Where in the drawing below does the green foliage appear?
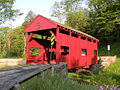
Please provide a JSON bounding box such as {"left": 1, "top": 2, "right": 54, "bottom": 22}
{"left": 7, "top": 27, "right": 24, "bottom": 57}
{"left": 68, "top": 72, "right": 92, "bottom": 83}
{"left": 0, "top": 27, "right": 11, "bottom": 57}
{"left": 65, "top": 9, "right": 90, "bottom": 32}
{"left": 88, "top": 0, "right": 120, "bottom": 43}
{"left": 51, "top": 0, "right": 120, "bottom": 46}
{"left": 99, "top": 42, "right": 120, "bottom": 57}
{"left": 21, "top": 76, "right": 38, "bottom": 90}
{"left": 68, "top": 58, "right": 120, "bottom": 88}
{"left": 22, "top": 10, "right": 36, "bottom": 29}
{"left": 21, "top": 70, "right": 97, "bottom": 90}
{"left": 61, "top": 0, "right": 83, "bottom": 13}
{"left": 0, "top": 26, "right": 24, "bottom": 58}
{"left": 91, "top": 71, "right": 118, "bottom": 86}
{"left": 0, "top": 10, "right": 37, "bottom": 58}
{"left": 91, "top": 58, "right": 120, "bottom": 87}
{"left": 0, "top": 63, "right": 30, "bottom": 70}
{"left": 51, "top": 1, "right": 63, "bottom": 23}
{"left": 0, "top": 0, "right": 22, "bottom": 24}
{"left": 30, "top": 47, "right": 39, "bottom": 55}
{"left": 51, "top": 0, "right": 90, "bottom": 31}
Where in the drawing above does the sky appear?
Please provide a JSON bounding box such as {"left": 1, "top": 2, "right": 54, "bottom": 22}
{"left": 3, "top": 0, "right": 87, "bottom": 28}
{"left": 3, "top": 0, "right": 62, "bottom": 28}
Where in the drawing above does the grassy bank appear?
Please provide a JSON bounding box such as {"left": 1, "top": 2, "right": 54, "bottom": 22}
{"left": 69, "top": 58, "right": 120, "bottom": 89}
{"left": 21, "top": 70, "right": 97, "bottom": 90}
{"left": 91, "top": 58, "right": 120, "bottom": 87}
{"left": 0, "top": 64, "right": 31, "bottom": 70}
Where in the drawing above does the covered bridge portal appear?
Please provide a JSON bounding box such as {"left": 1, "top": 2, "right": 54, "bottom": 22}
{"left": 24, "top": 15, "right": 99, "bottom": 69}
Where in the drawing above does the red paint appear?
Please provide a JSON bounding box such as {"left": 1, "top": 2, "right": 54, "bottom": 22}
{"left": 24, "top": 15, "right": 57, "bottom": 33}
{"left": 24, "top": 15, "right": 99, "bottom": 69}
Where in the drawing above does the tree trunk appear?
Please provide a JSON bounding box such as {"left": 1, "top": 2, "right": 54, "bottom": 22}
{"left": 23, "top": 33, "right": 27, "bottom": 55}
{"left": 7, "top": 37, "right": 11, "bottom": 55}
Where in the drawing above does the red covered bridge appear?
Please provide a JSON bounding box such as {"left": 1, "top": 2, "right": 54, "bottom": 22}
{"left": 23, "top": 15, "right": 99, "bottom": 69}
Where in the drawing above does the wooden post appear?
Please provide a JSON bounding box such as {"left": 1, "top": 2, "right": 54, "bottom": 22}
{"left": 37, "top": 73, "right": 41, "bottom": 79}
{"left": 41, "top": 71, "right": 44, "bottom": 80}
{"left": 11, "top": 83, "right": 20, "bottom": 90}
{"left": 37, "top": 71, "right": 44, "bottom": 80}
{"left": 50, "top": 45, "right": 53, "bottom": 62}
{"left": 65, "top": 63, "right": 68, "bottom": 77}
{"left": 52, "top": 66, "right": 55, "bottom": 76}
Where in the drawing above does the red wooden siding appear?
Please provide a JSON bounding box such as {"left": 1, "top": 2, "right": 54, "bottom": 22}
{"left": 24, "top": 15, "right": 99, "bottom": 69}
{"left": 24, "top": 15, "right": 57, "bottom": 33}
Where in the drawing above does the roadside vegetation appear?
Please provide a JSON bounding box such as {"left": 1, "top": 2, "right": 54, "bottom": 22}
{"left": 69, "top": 58, "right": 120, "bottom": 89}
{"left": 0, "top": 63, "right": 31, "bottom": 70}
{"left": 91, "top": 58, "right": 120, "bottom": 87}
{"left": 0, "top": 0, "right": 120, "bottom": 90}
{"left": 21, "top": 70, "right": 97, "bottom": 90}
{"left": 21, "top": 57, "right": 120, "bottom": 90}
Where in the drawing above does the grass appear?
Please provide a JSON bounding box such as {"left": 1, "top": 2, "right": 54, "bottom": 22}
{"left": 1, "top": 59, "right": 120, "bottom": 89}
{"left": 0, "top": 64, "right": 31, "bottom": 70}
{"left": 20, "top": 70, "right": 98, "bottom": 90}
{"left": 1, "top": 58, "right": 120, "bottom": 89}
{"left": 21, "top": 76, "right": 37, "bottom": 90}
{"left": 91, "top": 58, "right": 120, "bottom": 87}
{"left": 1, "top": 41, "right": 119, "bottom": 89}
{"left": 68, "top": 73, "right": 92, "bottom": 83}
{"left": 69, "top": 58, "right": 120, "bottom": 88}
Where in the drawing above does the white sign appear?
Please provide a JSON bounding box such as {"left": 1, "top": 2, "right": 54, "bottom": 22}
{"left": 107, "top": 45, "right": 110, "bottom": 51}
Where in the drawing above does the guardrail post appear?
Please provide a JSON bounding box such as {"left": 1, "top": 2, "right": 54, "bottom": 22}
{"left": 41, "top": 71, "right": 44, "bottom": 80}
{"left": 52, "top": 66, "right": 55, "bottom": 76}
{"left": 37, "top": 71, "right": 44, "bottom": 80}
{"left": 55, "top": 62, "right": 68, "bottom": 77}
{"left": 65, "top": 63, "right": 68, "bottom": 76}
{"left": 37, "top": 72, "right": 41, "bottom": 79}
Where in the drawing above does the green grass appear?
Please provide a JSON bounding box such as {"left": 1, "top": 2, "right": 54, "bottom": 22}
{"left": 69, "top": 58, "right": 120, "bottom": 88}
{"left": 0, "top": 64, "right": 31, "bottom": 70}
{"left": 21, "top": 76, "right": 37, "bottom": 90}
{"left": 20, "top": 70, "right": 97, "bottom": 90}
{"left": 91, "top": 58, "right": 120, "bottom": 87}
{"left": 68, "top": 73, "right": 92, "bottom": 83}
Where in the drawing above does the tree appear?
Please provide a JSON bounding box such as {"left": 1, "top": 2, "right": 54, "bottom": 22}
{"left": 0, "top": 0, "right": 22, "bottom": 25}
{"left": 22, "top": 10, "right": 36, "bottom": 29}
{"left": 22, "top": 10, "right": 36, "bottom": 55}
{"left": 51, "top": 0, "right": 89, "bottom": 31}
{"left": 88, "top": 0, "right": 120, "bottom": 44}
{"left": 51, "top": 1, "right": 63, "bottom": 23}
{"left": 9, "top": 27, "right": 24, "bottom": 57}
{"left": 0, "top": 27, "right": 11, "bottom": 57}
{"left": 51, "top": 0, "right": 83, "bottom": 21}
{"left": 61, "top": 0, "right": 83, "bottom": 13}
{"left": 65, "top": 9, "right": 90, "bottom": 32}
{"left": 0, "top": 26, "right": 24, "bottom": 58}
